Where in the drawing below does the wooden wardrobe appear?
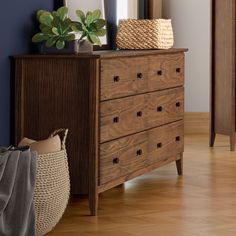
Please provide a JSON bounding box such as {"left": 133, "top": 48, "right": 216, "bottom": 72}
{"left": 211, "top": 0, "right": 236, "bottom": 150}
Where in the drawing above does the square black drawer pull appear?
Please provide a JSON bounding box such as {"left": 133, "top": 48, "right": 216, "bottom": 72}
{"left": 157, "top": 106, "right": 163, "bottom": 112}
{"left": 137, "top": 73, "right": 143, "bottom": 79}
{"left": 176, "top": 136, "right": 181, "bottom": 142}
{"left": 113, "top": 117, "right": 119, "bottom": 123}
{"left": 157, "top": 70, "right": 163, "bottom": 76}
{"left": 113, "top": 76, "right": 120, "bottom": 82}
{"left": 176, "top": 68, "right": 181, "bottom": 73}
{"left": 176, "top": 102, "right": 181, "bottom": 107}
{"left": 113, "top": 158, "right": 120, "bottom": 164}
{"left": 136, "top": 149, "right": 143, "bottom": 156}
{"left": 137, "top": 111, "right": 143, "bottom": 117}
{"left": 157, "top": 143, "right": 162, "bottom": 148}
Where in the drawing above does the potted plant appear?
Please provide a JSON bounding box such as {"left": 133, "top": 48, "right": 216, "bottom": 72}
{"left": 72, "top": 9, "right": 106, "bottom": 52}
{"left": 32, "top": 7, "right": 106, "bottom": 54}
{"left": 32, "top": 6, "right": 77, "bottom": 54}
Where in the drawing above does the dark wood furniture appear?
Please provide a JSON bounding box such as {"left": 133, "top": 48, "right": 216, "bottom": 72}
{"left": 211, "top": 0, "right": 236, "bottom": 151}
{"left": 14, "top": 49, "right": 187, "bottom": 215}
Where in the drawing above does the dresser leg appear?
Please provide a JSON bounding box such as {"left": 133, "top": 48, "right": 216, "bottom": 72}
{"left": 230, "top": 134, "right": 235, "bottom": 151}
{"left": 89, "top": 193, "right": 98, "bottom": 216}
{"left": 176, "top": 155, "right": 183, "bottom": 176}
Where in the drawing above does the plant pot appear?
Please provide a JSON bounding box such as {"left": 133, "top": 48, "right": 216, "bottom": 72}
{"left": 40, "top": 40, "right": 78, "bottom": 54}
{"left": 78, "top": 40, "right": 93, "bottom": 53}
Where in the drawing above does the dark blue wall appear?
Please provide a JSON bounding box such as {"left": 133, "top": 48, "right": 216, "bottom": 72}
{"left": 0, "top": 0, "right": 117, "bottom": 146}
{"left": 0, "top": 1, "right": 56, "bottom": 146}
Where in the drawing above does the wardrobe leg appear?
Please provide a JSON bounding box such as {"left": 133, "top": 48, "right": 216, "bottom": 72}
{"left": 210, "top": 132, "right": 216, "bottom": 147}
{"left": 230, "top": 133, "right": 235, "bottom": 151}
{"left": 89, "top": 192, "right": 98, "bottom": 216}
{"left": 176, "top": 155, "right": 183, "bottom": 176}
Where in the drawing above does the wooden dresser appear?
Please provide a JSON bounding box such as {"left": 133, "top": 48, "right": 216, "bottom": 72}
{"left": 14, "top": 49, "right": 187, "bottom": 215}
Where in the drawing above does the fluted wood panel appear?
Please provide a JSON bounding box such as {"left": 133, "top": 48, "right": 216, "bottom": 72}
{"left": 15, "top": 57, "right": 99, "bottom": 195}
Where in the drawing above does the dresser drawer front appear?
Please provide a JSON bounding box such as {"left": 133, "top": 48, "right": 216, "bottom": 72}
{"left": 100, "top": 131, "right": 148, "bottom": 185}
{"left": 99, "top": 121, "right": 184, "bottom": 185}
{"left": 100, "top": 57, "right": 148, "bottom": 101}
{"left": 100, "top": 87, "right": 184, "bottom": 143}
{"left": 147, "top": 121, "right": 184, "bottom": 165}
{"left": 148, "top": 53, "right": 185, "bottom": 91}
{"left": 100, "top": 53, "right": 184, "bottom": 101}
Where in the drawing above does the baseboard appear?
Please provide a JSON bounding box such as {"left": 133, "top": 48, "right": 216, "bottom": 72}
{"left": 184, "top": 112, "right": 209, "bottom": 134}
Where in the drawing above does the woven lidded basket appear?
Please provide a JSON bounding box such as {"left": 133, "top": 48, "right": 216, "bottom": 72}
{"left": 116, "top": 19, "right": 174, "bottom": 50}
{"left": 34, "top": 129, "right": 70, "bottom": 236}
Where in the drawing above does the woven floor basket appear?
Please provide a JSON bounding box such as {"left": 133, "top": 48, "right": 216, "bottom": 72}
{"left": 116, "top": 19, "right": 174, "bottom": 50}
{"left": 33, "top": 129, "right": 70, "bottom": 236}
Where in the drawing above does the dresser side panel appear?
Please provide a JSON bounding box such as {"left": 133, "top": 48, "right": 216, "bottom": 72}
{"left": 15, "top": 57, "right": 99, "bottom": 195}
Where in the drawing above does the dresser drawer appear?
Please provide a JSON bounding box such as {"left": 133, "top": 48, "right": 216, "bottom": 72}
{"left": 148, "top": 53, "right": 184, "bottom": 92}
{"left": 100, "top": 57, "right": 148, "bottom": 101}
{"left": 100, "top": 87, "right": 184, "bottom": 143}
{"left": 147, "top": 121, "right": 184, "bottom": 166}
{"left": 100, "top": 131, "right": 148, "bottom": 185}
{"left": 100, "top": 53, "right": 184, "bottom": 101}
{"left": 99, "top": 121, "right": 184, "bottom": 185}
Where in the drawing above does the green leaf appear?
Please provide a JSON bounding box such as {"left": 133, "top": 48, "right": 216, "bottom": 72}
{"left": 89, "top": 23, "right": 97, "bottom": 32}
{"left": 71, "top": 22, "right": 83, "bottom": 32}
{"left": 71, "top": 25, "right": 79, "bottom": 33}
{"left": 45, "top": 37, "right": 56, "bottom": 47}
{"left": 76, "top": 10, "right": 86, "bottom": 23}
{"left": 88, "top": 33, "right": 101, "bottom": 46}
{"left": 91, "top": 9, "right": 101, "bottom": 21}
{"left": 82, "top": 24, "right": 88, "bottom": 32}
{"left": 94, "top": 29, "right": 106, "bottom": 37}
{"left": 39, "top": 12, "right": 53, "bottom": 27}
{"left": 51, "top": 16, "right": 60, "bottom": 28}
{"left": 63, "top": 18, "right": 72, "bottom": 26}
{"left": 94, "top": 19, "right": 106, "bottom": 29}
{"left": 86, "top": 11, "right": 94, "bottom": 25}
{"left": 64, "top": 34, "right": 75, "bottom": 42}
{"left": 57, "top": 6, "right": 68, "bottom": 21}
{"left": 86, "top": 11, "right": 92, "bottom": 18}
{"left": 56, "top": 40, "right": 65, "bottom": 49}
{"left": 52, "top": 27, "right": 59, "bottom": 35}
{"left": 37, "top": 10, "right": 48, "bottom": 21}
{"left": 32, "top": 33, "right": 48, "bottom": 43}
{"left": 61, "top": 18, "right": 73, "bottom": 34}
{"left": 39, "top": 24, "right": 52, "bottom": 35}
{"left": 52, "top": 11, "right": 59, "bottom": 18}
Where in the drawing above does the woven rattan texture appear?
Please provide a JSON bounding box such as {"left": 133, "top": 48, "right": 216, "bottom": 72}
{"left": 33, "top": 129, "right": 70, "bottom": 236}
{"left": 116, "top": 19, "right": 174, "bottom": 50}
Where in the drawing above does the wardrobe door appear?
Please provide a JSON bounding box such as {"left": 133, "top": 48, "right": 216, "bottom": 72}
{"left": 211, "top": 0, "right": 236, "bottom": 150}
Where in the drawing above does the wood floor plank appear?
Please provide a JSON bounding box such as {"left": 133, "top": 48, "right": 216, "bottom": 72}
{"left": 48, "top": 134, "right": 236, "bottom": 236}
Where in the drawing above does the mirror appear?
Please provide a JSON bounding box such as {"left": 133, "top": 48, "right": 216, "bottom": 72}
{"left": 116, "top": 0, "right": 139, "bottom": 23}
{"left": 116, "top": 0, "right": 150, "bottom": 23}
{"left": 64, "top": 0, "right": 148, "bottom": 49}
{"left": 64, "top": 0, "right": 107, "bottom": 45}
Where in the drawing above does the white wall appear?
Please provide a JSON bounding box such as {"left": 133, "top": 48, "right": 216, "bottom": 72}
{"left": 163, "top": 0, "right": 211, "bottom": 112}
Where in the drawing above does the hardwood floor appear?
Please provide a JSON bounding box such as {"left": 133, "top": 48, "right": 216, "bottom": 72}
{"left": 48, "top": 134, "right": 236, "bottom": 236}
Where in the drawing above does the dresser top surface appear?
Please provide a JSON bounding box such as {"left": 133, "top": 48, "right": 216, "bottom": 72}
{"left": 14, "top": 48, "right": 188, "bottom": 59}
